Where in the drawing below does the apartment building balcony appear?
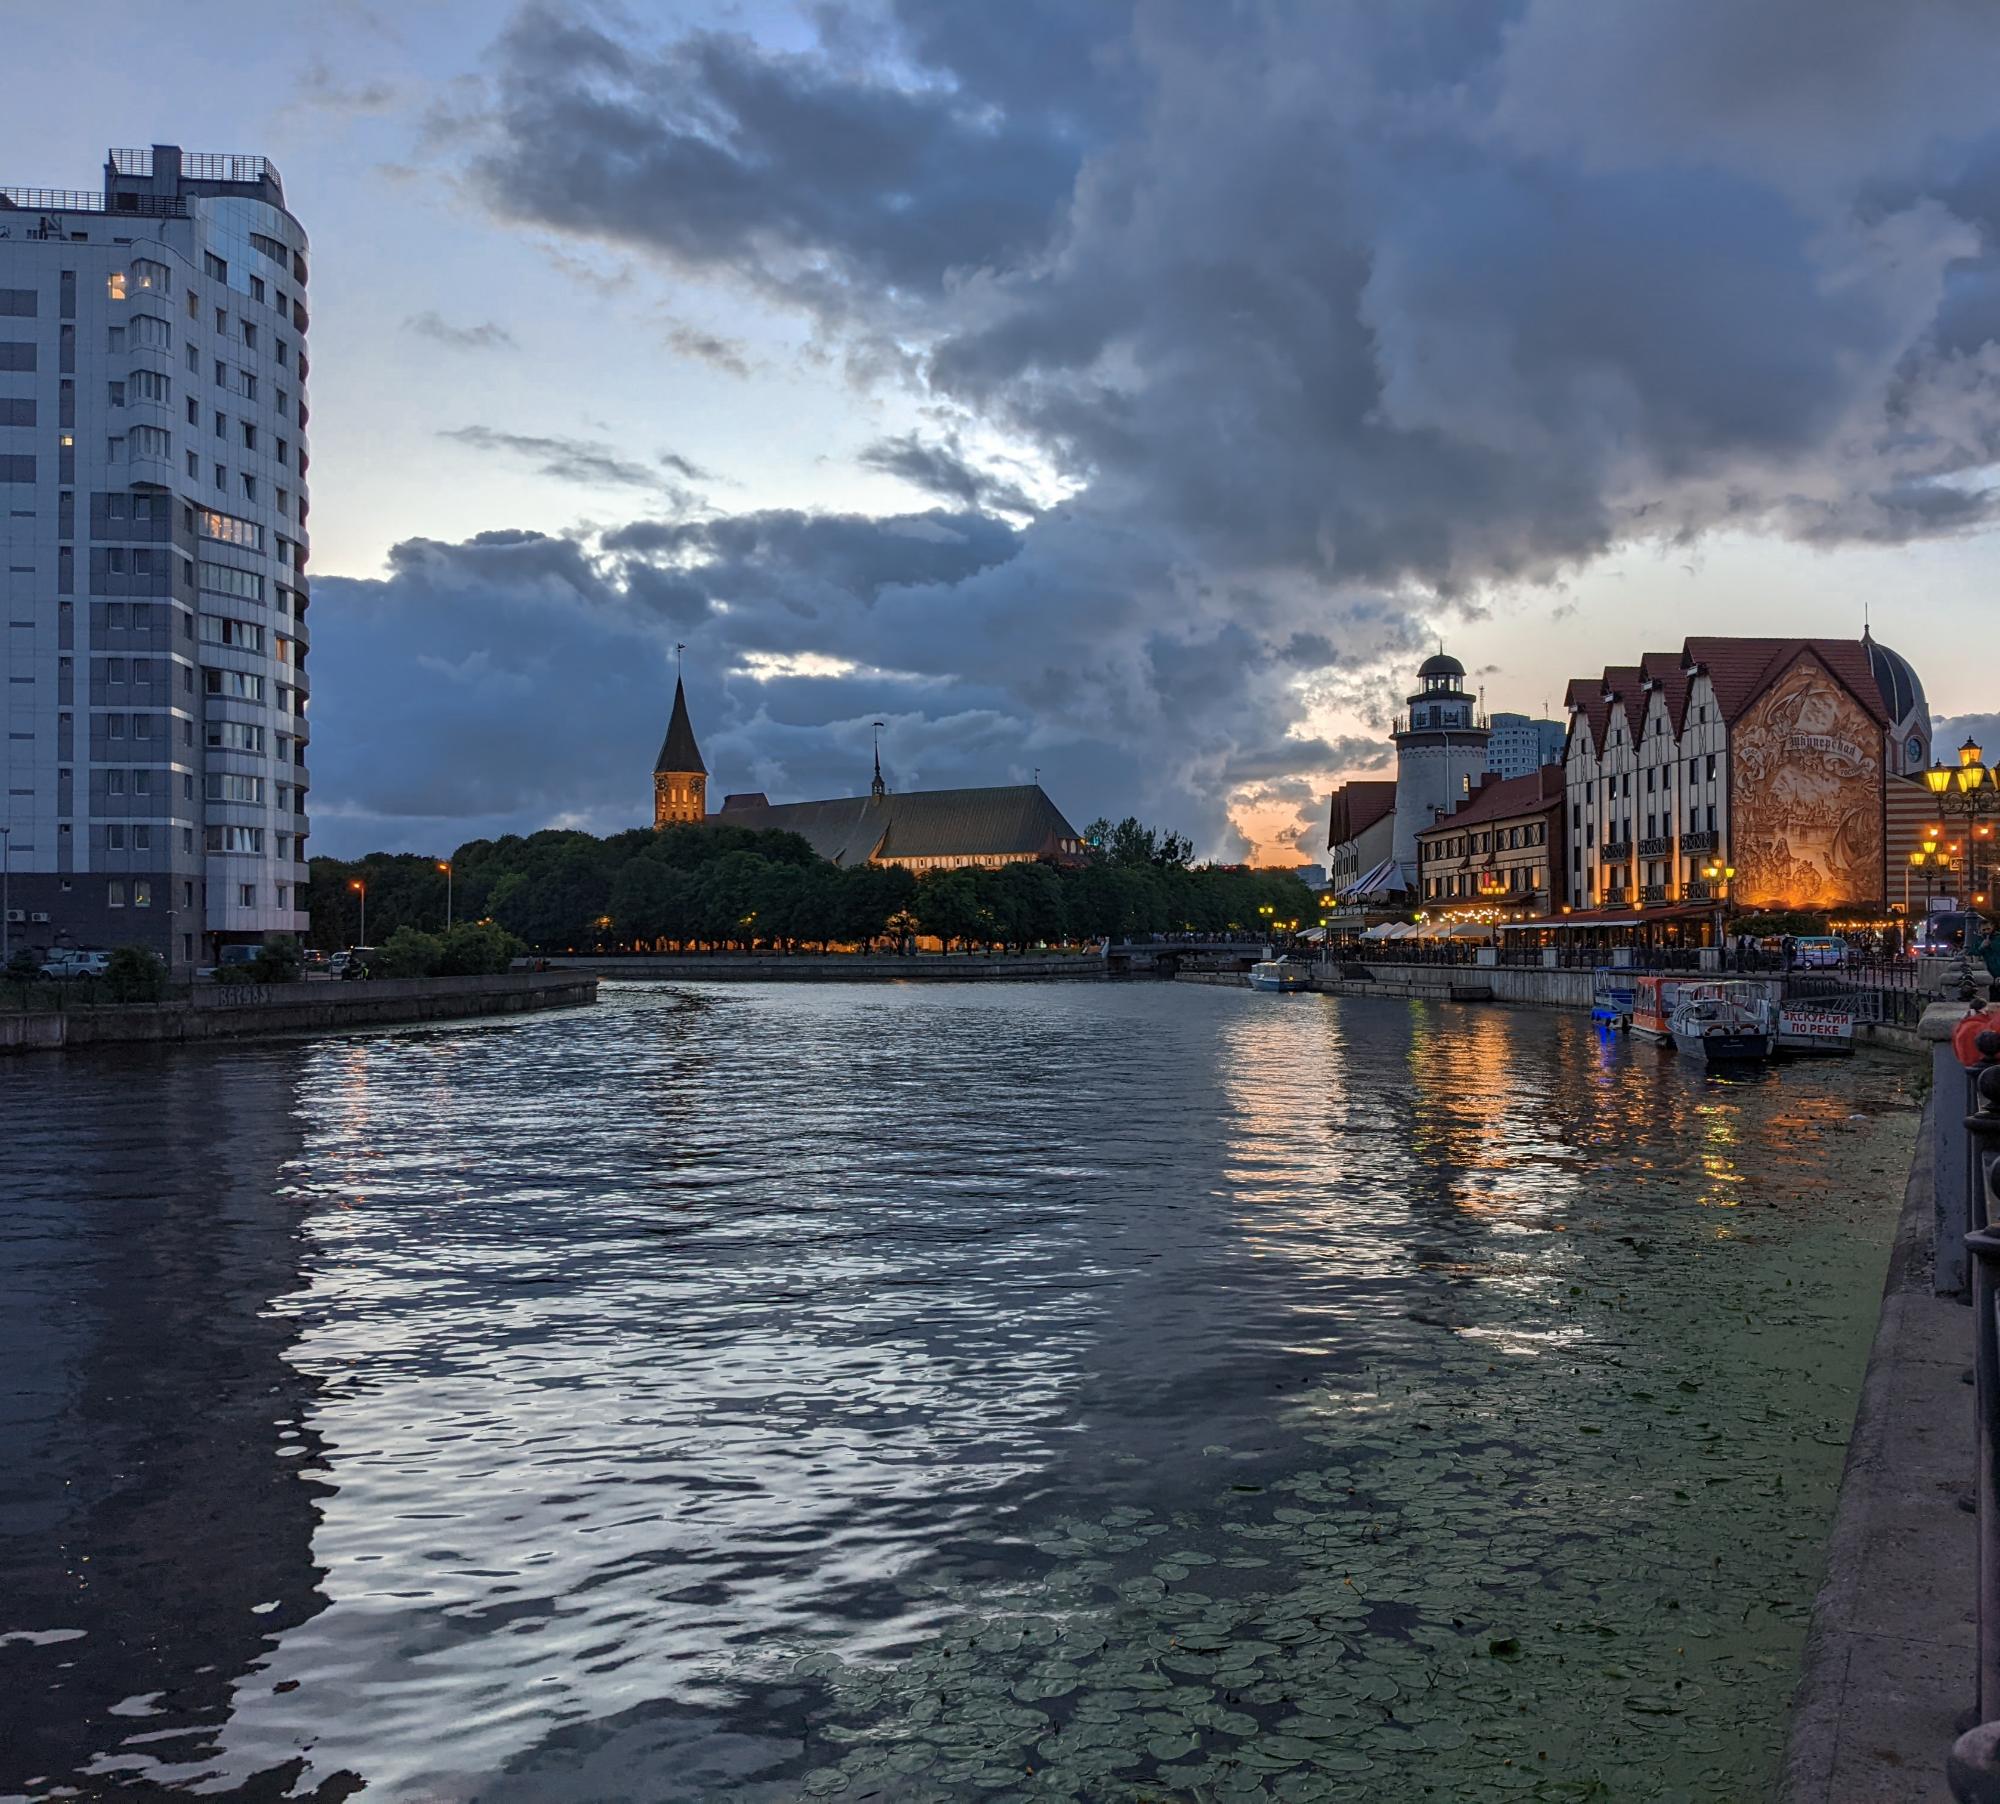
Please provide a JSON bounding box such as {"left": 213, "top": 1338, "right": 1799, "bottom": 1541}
{"left": 1640, "top": 883, "right": 1673, "bottom": 904}
{"left": 1682, "top": 829, "right": 1719, "bottom": 854}
{"left": 1684, "top": 879, "right": 1715, "bottom": 902}
{"left": 1637, "top": 835, "right": 1672, "bottom": 858}
{"left": 1602, "top": 838, "right": 1633, "bottom": 859}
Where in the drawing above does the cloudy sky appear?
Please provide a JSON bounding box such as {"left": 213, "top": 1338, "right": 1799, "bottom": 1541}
{"left": 12, "top": 0, "right": 2000, "bottom": 861}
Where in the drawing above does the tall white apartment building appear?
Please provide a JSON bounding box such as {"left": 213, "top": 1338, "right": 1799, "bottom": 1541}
{"left": 0, "top": 146, "right": 311, "bottom": 971}
{"left": 1485, "top": 712, "right": 1565, "bottom": 780}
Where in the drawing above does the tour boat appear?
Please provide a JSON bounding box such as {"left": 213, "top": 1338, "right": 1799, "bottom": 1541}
{"left": 1667, "top": 987, "right": 1774, "bottom": 1064}
{"left": 1248, "top": 958, "right": 1312, "bottom": 993}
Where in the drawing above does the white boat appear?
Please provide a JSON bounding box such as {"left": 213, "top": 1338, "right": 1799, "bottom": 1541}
{"left": 1248, "top": 958, "right": 1312, "bottom": 993}
{"left": 1668, "top": 986, "right": 1774, "bottom": 1064}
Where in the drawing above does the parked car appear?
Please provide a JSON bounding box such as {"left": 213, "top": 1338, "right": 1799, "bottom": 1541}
{"left": 330, "top": 946, "right": 377, "bottom": 980}
{"left": 38, "top": 950, "right": 111, "bottom": 980}
{"left": 301, "top": 948, "right": 332, "bottom": 980}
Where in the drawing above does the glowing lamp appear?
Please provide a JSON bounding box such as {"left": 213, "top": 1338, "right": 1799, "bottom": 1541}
{"left": 1927, "top": 764, "right": 1955, "bottom": 795}
{"left": 1910, "top": 851, "right": 1926, "bottom": 868}
{"left": 1961, "top": 761, "right": 1990, "bottom": 795}
{"left": 1923, "top": 838, "right": 1940, "bottom": 857}
{"left": 1962, "top": 736, "right": 1986, "bottom": 768}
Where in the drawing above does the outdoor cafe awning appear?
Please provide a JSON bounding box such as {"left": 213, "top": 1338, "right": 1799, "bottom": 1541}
{"left": 1341, "top": 857, "right": 1403, "bottom": 900}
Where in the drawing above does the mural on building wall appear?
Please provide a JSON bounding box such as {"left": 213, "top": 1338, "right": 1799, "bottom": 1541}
{"left": 1730, "top": 656, "right": 1883, "bottom": 908}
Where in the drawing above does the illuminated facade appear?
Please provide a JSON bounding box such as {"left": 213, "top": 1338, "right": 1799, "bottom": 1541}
{"left": 1561, "top": 637, "right": 1907, "bottom": 916}
{"left": 0, "top": 146, "right": 313, "bottom": 970}
{"left": 652, "top": 675, "right": 706, "bottom": 827}
{"left": 1416, "top": 765, "right": 1565, "bottom": 915}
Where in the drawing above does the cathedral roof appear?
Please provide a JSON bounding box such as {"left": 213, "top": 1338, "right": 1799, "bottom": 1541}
{"left": 654, "top": 677, "right": 706, "bottom": 775}
{"left": 715, "top": 784, "right": 1081, "bottom": 866}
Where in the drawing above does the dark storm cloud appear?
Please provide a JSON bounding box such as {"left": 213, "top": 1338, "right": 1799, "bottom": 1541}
{"left": 858, "top": 433, "right": 1039, "bottom": 518}
{"left": 406, "top": 311, "right": 518, "bottom": 351}
{"left": 370, "top": 0, "right": 2000, "bottom": 857}
{"left": 466, "top": 2, "right": 1084, "bottom": 315}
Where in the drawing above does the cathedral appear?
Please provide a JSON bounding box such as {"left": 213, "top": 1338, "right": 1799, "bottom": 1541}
{"left": 652, "top": 677, "right": 707, "bottom": 828}
{"left": 650, "top": 679, "right": 1085, "bottom": 870}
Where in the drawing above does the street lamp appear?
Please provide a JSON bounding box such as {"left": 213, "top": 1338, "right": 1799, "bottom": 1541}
{"left": 0, "top": 824, "right": 10, "bottom": 966}
{"left": 438, "top": 860, "right": 453, "bottom": 931}
{"left": 1927, "top": 744, "right": 1998, "bottom": 911}
{"left": 1701, "top": 859, "right": 1735, "bottom": 953}
{"left": 349, "top": 877, "right": 366, "bottom": 947}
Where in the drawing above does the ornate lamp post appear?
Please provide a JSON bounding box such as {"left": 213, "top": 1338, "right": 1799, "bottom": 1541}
{"left": 1927, "top": 739, "right": 1999, "bottom": 912}
{"left": 1701, "top": 859, "right": 1735, "bottom": 956}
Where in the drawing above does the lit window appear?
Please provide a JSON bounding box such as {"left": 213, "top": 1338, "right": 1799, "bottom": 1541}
{"left": 107, "top": 272, "right": 127, "bottom": 300}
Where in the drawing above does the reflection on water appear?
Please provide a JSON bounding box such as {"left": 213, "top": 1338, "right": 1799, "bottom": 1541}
{"left": 0, "top": 984, "right": 1916, "bottom": 1800}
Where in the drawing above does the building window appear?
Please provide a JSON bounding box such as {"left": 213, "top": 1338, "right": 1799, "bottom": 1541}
{"left": 134, "top": 880, "right": 152, "bottom": 907}
{"left": 108, "top": 881, "right": 126, "bottom": 907}
{"left": 239, "top": 883, "right": 256, "bottom": 908}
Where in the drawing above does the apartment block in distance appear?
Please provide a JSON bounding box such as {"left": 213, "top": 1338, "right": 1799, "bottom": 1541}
{"left": 0, "top": 146, "right": 312, "bottom": 970}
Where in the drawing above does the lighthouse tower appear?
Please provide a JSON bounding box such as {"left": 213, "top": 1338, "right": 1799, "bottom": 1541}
{"left": 1390, "top": 651, "right": 1490, "bottom": 887}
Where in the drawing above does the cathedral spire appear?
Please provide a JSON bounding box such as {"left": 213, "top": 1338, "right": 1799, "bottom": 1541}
{"left": 871, "top": 720, "right": 887, "bottom": 799}
{"left": 653, "top": 661, "right": 707, "bottom": 827}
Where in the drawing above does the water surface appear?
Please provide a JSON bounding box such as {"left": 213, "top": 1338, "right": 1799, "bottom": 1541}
{"left": 0, "top": 983, "right": 1917, "bottom": 1800}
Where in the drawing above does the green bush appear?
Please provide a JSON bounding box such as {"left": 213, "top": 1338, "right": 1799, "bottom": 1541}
{"left": 437, "top": 921, "right": 525, "bottom": 975}
{"left": 5, "top": 947, "right": 39, "bottom": 981}
{"left": 103, "top": 945, "right": 168, "bottom": 1002}
{"left": 371, "top": 926, "right": 444, "bottom": 979}
{"left": 246, "top": 937, "right": 302, "bottom": 984}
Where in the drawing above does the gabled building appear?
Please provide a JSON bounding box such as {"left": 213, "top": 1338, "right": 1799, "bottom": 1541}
{"left": 1327, "top": 778, "right": 1399, "bottom": 903}
{"left": 1416, "top": 764, "right": 1565, "bottom": 918}
{"left": 1560, "top": 635, "right": 1913, "bottom": 917}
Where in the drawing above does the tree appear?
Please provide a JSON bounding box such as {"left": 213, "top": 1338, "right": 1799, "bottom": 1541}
{"left": 372, "top": 927, "right": 444, "bottom": 979}
{"left": 103, "top": 945, "right": 167, "bottom": 1002}
{"left": 915, "top": 869, "right": 988, "bottom": 950}
{"left": 247, "top": 936, "right": 301, "bottom": 984}
{"left": 437, "top": 922, "right": 524, "bottom": 974}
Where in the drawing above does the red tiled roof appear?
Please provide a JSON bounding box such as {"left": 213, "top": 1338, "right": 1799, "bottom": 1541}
{"left": 1328, "top": 779, "right": 1397, "bottom": 846}
{"left": 1563, "top": 676, "right": 1606, "bottom": 757}
{"left": 1419, "top": 763, "right": 1563, "bottom": 835}
{"left": 1681, "top": 637, "right": 1891, "bottom": 728}
{"left": 1599, "top": 665, "right": 1646, "bottom": 743}
{"left": 1638, "top": 649, "right": 1692, "bottom": 734}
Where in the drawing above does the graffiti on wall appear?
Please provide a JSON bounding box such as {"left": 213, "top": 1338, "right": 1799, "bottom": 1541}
{"left": 1731, "top": 656, "right": 1883, "bottom": 908}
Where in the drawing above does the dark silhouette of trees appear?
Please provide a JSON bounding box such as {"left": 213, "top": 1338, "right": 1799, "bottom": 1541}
{"left": 309, "top": 821, "right": 1314, "bottom": 954}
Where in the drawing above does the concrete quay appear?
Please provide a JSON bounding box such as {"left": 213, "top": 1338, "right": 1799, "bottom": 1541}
{"left": 0, "top": 969, "right": 597, "bottom": 1054}
{"left": 1780, "top": 1095, "right": 1969, "bottom": 1803}
{"left": 548, "top": 951, "right": 1107, "bottom": 982}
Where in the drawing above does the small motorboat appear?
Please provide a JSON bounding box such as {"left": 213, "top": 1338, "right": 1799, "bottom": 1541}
{"left": 1668, "top": 986, "right": 1774, "bottom": 1064}
{"left": 1248, "top": 958, "right": 1312, "bottom": 993}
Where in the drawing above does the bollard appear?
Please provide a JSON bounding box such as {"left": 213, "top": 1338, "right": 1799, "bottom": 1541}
{"left": 1952, "top": 1721, "right": 2000, "bottom": 1803}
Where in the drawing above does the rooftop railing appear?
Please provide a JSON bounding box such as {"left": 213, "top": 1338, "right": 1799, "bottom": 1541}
{"left": 1, "top": 187, "right": 187, "bottom": 218}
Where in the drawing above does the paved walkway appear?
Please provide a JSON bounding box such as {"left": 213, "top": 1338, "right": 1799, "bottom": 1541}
{"left": 1781, "top": 1096, "right": 1973, "bottom": 1801}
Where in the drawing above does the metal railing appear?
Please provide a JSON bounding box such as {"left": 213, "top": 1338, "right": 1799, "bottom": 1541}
{"left": 0, "top": 187, "right": 187, "bottom": 218}
{"left": 1953, "top": 1046, "right": 2000, "bottom": 1799}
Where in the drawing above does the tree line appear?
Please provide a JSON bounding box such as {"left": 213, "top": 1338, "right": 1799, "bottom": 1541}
{"left": 308, "top": 817, "right": 1318, "bottom": 954}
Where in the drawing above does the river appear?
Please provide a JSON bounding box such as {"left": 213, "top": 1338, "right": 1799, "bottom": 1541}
{"left": 0, "top": 981, "right": 1918, "bottom": 1801}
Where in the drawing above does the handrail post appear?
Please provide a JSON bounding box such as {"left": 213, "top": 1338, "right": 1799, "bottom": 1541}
{"left": 1953, "top": 1052, "right": 2000, "bottom": 1799}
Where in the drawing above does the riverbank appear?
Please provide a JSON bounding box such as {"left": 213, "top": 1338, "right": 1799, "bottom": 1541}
{"left": 0, "top": 969, "right": 597, "bottom": 1053}
{"left": 1780, "top": 1095, "right": 1970, "bottom": 1802}
{"left": 547, "top": 951, "right": 1106, "bottom": 982}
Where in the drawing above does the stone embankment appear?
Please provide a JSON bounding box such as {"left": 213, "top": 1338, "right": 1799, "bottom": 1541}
{"left": 1779, "top": 1091, "right": 1969, "bottom": 1802}
{"left": 548, "top": 952, "right": 1107, "bottom": 983}
{"left": 0, "top": 969, "right": 596, "bottom": 1053}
